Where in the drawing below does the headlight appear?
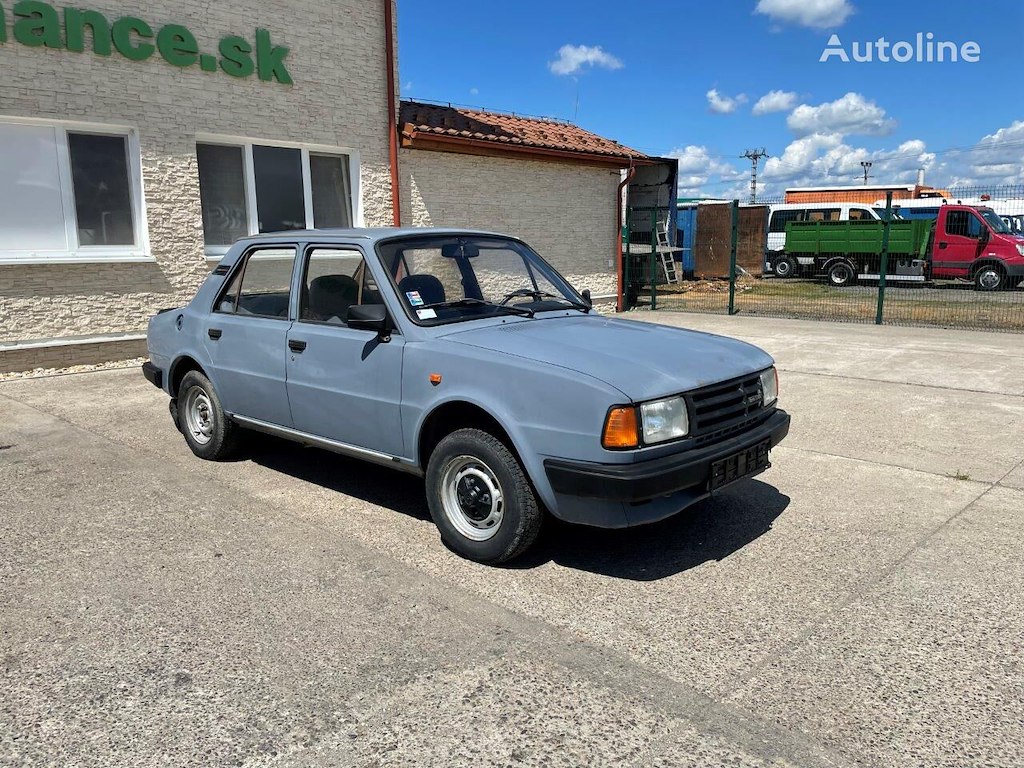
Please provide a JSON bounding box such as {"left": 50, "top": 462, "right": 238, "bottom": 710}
{"left": 1016, "top": 243, "right": 1024, "bottom": 256}
{"left": 760, "top": 367, "right": 778, "bottom": 407}
{"left": 640, "top": 396, "right": 689, "bottom": 444}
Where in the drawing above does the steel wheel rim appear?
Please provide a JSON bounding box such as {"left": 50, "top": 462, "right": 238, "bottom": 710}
{"left": 776, "top": 259, "right": 791, "bottom": 277}
{"left": 440, "top": 455, "right": 504, "bottom": 542}
{"left": 979, "top": 269, "right": 1000, "bottom": 289}
{"left": 831, "top": 265, "right": 851, "bottom": 285}
{"left": 183, "top": 387, "right": 215, "bottom": 445}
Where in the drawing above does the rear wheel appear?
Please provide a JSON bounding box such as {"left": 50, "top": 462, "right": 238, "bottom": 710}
{"left": 827, "top": 261, "right": 856, "bottom": 287}
{"left": 178, "top": 370, "right": 240, "bottom": 460}
{"left": 425, "top": 428, "right": 542, "bottom": 564}
{"left": 974, "top": 264, "right": 1006, "bottom": 291}
{"left": 773, "top": 254, "right": 796, "bottom": 279}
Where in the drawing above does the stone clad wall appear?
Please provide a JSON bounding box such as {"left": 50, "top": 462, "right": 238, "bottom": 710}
{"left": 0, "top": 0, "right": 395, "bottom": 369}
{"left": 399, "top": 148, "right": 620, "bottom": 301}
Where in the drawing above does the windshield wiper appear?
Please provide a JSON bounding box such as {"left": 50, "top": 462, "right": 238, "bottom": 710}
{"left": 531, "top": 290, "right": 591, "bottom": 313}
{"left": 422, "top": 297, "right": 535, "bottom": 318}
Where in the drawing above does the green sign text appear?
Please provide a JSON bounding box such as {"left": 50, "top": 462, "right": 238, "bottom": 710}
{"left": 0, "top": 1, "right": 292, "bottom": 84}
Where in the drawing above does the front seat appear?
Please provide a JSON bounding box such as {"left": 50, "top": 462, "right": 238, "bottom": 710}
{"left": 306, "top": 274, "right": 359, "bottom": 323}
{"left": 397, "top": 274, "right": 446, "bottom": 306}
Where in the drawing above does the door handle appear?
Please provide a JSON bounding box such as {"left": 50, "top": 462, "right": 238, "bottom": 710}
{"left": 938, "top": 242, "right": 947, "bottom": 249}
{"left": 208, "top": 328, "right": 222, "bottom": 339}
{"left": 288, "top": 339, "right": 307, "bottom": 353}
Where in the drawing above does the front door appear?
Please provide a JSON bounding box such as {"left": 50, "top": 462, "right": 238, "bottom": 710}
{"left": 933, "top": 209, "right": 983, "bottom": 278}
{"left": 204, "top": 245, "right": 297, "bottom": 427}
{"left": 285, "top": 246, "right": 405, "bottom": 458}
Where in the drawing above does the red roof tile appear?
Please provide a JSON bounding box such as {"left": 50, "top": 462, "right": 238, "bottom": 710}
{"left": 399, "top": 100, "right": 647, "bottom": 163}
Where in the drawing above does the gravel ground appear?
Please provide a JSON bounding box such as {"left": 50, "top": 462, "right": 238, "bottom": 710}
{"left": 0, "top": 357, "right": 147, "bottom": 383}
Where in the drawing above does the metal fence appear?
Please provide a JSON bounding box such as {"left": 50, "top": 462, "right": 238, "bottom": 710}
{"left": 624, "top": 185, "right": 1024, "bottom": 332}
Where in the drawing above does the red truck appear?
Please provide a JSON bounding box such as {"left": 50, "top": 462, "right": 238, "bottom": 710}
{"left": 784, "top": 205, "right": 1024, "bottom": 290}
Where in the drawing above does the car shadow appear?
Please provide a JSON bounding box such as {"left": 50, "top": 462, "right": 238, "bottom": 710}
{"left": 246, "top": 437, "right": 788, "bottom": 581}
{"left": 247, "top": 437, "right": 431, "bottom": 522}
{"left": 515, "top": 479, "right": 790, "bottom": 581}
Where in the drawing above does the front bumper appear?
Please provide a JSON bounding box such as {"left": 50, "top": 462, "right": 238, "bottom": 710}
{"left": 141, "top": 361, "right": 163, "bottom": 389}
{"left": 544, "top": 409, "right": 790, "bottom": 503}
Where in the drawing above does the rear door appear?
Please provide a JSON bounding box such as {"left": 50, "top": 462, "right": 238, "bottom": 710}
{"left": 933, "top": 209, "right": 983, "bottom": 278}
{"left": 204, "top": 244, "right": 297, "bottom": 427}
{"left": 284, "top": 245, "right": 405, "bottom": 458}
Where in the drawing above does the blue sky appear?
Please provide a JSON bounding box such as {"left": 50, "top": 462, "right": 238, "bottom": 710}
{"left": 397, "top": 0, "right": 1024, "bottom": 197}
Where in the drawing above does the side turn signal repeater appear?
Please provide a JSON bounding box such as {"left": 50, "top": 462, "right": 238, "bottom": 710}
{"left": 602, "top": 406, "right": 639, "bottom": 449}
{"left": 429, "top": 373, "right": 442, "bottom": 385}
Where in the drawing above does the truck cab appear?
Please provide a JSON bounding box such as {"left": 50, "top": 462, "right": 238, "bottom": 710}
{"left": 931, "top": 205, "right": 1024, "bottom": 290}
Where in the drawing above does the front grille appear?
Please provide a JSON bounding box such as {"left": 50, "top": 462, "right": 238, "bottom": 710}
{"left": 687, "top": 373, "right": 765, "bottom": 445}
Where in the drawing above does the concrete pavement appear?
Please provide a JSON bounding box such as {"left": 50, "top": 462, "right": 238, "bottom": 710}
{"left": 1, "top": 312, "right": 1022, "bottom": 767}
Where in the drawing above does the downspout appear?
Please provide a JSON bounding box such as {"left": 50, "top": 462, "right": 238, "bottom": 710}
{"left": 615, "top": 161, "right": 636, "bottom": 312}
{"left": 384, "top": 0, "right": 401, "bottom": 226}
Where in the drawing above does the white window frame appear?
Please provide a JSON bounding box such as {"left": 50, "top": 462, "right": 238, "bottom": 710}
{"left": 196, "top": 133, "right": 362, "bottom": 260}
{"left": 0, "top": 116, "right": 150, "bottom": 265}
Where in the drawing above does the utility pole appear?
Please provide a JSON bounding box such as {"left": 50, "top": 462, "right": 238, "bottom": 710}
{"left": 741, "top": 148, "right": 768, "bottom": 204}
{"left": 860, "top": 161, "right": 873, "bottom": 184}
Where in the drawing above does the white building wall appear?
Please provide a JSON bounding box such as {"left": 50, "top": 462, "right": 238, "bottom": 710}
{"left": 399, "top": 148, "right": 620, "bottom": 303}
{"left": 0, "top": 0, "right": 395, "bottom": 369}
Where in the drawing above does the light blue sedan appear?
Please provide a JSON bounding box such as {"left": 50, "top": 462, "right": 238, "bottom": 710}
{"left": 143, "top": 229, "right": 789, "bottom": 563}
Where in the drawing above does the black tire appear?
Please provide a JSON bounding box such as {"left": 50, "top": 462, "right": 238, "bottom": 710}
{"left": 425, "top": 428, "right": 542, "bottom": 564}
{"left": 178, "top": 370, "right": 240, "bottom": 460}
{"left": 773, "top": 254, "right": 796, "bottom": 279}
{"left": 973, "top": 264, "right": 1006, "bottom": 292}
{"left": 827, "top": 261, "right": 856, "bottom": 287}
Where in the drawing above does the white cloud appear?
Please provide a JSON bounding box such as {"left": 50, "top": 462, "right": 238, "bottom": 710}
{"left": 787, "top": 92, "right": 896, "bottom": 136}
{"left": 402, "top": 80, "right": 413, "bottom": 93}
{"left": 755, "top": 0, "right": 853, "bottom": 29}
{"left": 937, "top": 120, "right": 1024, "bottom": 187}
{"left": 752, "top": 90, "right": 798, "bottom": 115}
{"left": 706, "top": 89, "right": 748, "bottom": 114}
{"left": 469, "top": 87, "right": 479, "bottom": 95}
{"left": 548, "top": 44, "right": 623, "bottom": 76}
{"left": 667, "top": 145, "right": 746, "bottom": 196}
{"left": 756, "top": 133, "right": 937, "bottom": 197}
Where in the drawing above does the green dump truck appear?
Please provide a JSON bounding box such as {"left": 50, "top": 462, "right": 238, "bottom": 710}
{"left": 783, "top": 218, "right": 932, "bottom": 286}
{"left": 782, "top": 204, "right": 1024, "bottom": 290}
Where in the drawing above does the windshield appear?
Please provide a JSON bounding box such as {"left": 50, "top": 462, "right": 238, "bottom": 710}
{"left": 376, "top": 235, "right": 586, "bottom": 325}
{"left": 978, "top": 208, "right": 1011, "bottom": 234}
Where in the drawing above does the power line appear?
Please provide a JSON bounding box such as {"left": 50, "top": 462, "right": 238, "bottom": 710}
{"left": 741, "top": 148, "right": 769, "bottom": 204}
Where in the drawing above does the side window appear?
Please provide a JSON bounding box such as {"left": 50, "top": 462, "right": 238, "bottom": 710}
{"left": 806, "top": 208, "right": 841, "bottom": 222}
{"left": 216, "top": 247, "right": 297, "bottom": 318}
{"left": 945, "top": 211, "right": 982, "bottom": 238}
{"left": 848, "top": 208, "right": 872, "bottom": 220}
{"left": 300, "top": 248, "right": 382, "bottom": 325}
{"left": 769, "top": 210, "right": 800, "bottom": 233}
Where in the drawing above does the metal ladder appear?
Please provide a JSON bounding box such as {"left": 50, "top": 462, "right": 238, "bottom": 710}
{"left": 656, "top": 219, "right": 681, "bottom": 284}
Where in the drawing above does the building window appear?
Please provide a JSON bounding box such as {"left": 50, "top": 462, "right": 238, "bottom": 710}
{"left": 196, "top": 139, "right": 356, "bottom": 257}
{"left": 0, "top": 119, "right": 146, "bottom": 263}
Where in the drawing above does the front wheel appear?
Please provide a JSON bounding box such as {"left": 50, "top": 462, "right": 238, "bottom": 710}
{"left": 827, "top": 261, "right": 856, "bottom": 287}
{"left": 773, "top": 254, "right": 796, "bottom": 279}
{"left": 974, "top": 264, "right": 1006, "bottom": 292}
{"left": 425, "top": 428, "right": 543, "bottom": 564}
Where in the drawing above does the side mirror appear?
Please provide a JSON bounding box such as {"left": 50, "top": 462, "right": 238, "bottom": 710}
{"left": 978, "top": 227, "right": 990, "bottom": 244}
{"left": 581, "top": 288, "right": 593, "bottom": 308}
{"left": 347, "top": 304, "right": 392, "bottom": 341}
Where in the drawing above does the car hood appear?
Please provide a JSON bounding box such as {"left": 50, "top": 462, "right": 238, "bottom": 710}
{"left": 440, "top": 315, "right": 774, "bottom": 402}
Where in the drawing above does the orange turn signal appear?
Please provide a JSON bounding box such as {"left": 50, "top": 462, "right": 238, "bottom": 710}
{"left": 602, "top": 406, "right": 639, "bottom": 449}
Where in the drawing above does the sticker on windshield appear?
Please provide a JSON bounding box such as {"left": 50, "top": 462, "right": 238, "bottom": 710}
{"left": 416, "top": 308, "right": 437, "bottom": 320}
{"left": 406, "top": 291, "right": 424, "bottom": 306}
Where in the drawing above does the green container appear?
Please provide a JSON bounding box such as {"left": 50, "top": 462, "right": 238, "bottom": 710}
{"left": 784, "top": 219, "right": 933, "bottom": 258}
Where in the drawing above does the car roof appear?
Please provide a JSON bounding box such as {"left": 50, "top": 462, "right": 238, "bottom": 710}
{"left": 236, "top": 227, "right": 514, "bottom": 244}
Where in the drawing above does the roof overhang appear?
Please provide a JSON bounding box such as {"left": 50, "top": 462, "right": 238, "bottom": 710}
{"left": 400, "top": 125, "right": 655, "bottom": 169}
